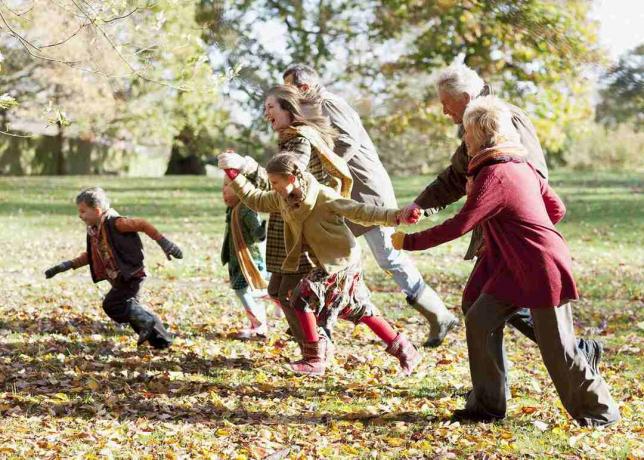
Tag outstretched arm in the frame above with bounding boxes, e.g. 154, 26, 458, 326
413, 142, 469, 210
228, 173, 281, 214
327, 196, 399, 228
115, 217, 162, 240
403, 171, 504, 251
45, 251, 88, 279
115, 217, 183, 260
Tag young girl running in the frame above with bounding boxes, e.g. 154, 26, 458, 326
221, 152, 422, 376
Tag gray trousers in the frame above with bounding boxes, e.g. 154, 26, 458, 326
464, 294, 620, 426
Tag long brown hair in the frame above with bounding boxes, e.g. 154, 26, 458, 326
265, 84, 337, 148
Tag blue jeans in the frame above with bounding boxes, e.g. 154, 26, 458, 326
363, 225, 425, 300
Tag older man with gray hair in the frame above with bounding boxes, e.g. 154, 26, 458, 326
399, 62, 602, 369
283, 63, 458, 347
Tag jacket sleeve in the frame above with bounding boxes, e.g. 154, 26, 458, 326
404, 170, 504, 251
539, 175, 566, 225
114, 217, 163, 240
71, 251, 89, 269
229, 174, 281, 214
413, 142, 469, 210
327, 195, 399, 227
241, 207, 266, 243
322, 98, 361, 162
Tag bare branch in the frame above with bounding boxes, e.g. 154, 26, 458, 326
0, 8, 82, 65
0, 129, 33, 138
39, 22, 90, 48
0, 0, 34, 18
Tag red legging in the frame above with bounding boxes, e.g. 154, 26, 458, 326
295, 310, 397, 346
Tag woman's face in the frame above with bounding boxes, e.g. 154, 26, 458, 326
264, 95, 292, 131
268, 173, 296, 198
463, 126, 480, 156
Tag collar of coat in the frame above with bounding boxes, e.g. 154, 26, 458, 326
87, 208, 119, 236
467, 141, 528, 176
277, 124, 353, 198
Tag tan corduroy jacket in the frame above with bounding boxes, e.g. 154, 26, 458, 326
229, 172, 399, 275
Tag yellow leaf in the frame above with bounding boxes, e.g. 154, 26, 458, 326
386, 437, 405, 447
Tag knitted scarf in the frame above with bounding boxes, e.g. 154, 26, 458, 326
466, 141, 528, 194
278, 124, 353, 198
230, 205, 268, 290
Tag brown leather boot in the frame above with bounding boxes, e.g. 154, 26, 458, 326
386, 333, 421, 375
289, 335, 328, 376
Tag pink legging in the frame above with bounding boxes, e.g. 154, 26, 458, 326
295, 310, 397, 345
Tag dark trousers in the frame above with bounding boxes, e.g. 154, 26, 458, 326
102, 276, 144, 323
268, 272, 306, 341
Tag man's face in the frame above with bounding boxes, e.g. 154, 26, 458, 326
268, 173, 295, 198
77, 201, 103, 226
283, 74, 309, 93
264, 95, 292, 131
439, 91, 470, 124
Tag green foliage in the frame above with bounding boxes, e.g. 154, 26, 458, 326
561, 122, 644, 171
198, 0, 607, 168
596, 44, 644, 130
0, 0, 225, 162
369, 0, 604, 156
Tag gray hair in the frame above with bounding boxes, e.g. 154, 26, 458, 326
76, 186, 110, 209
436, 63, 485, 98
282, 64, 321, 89
463, 96, 520, 150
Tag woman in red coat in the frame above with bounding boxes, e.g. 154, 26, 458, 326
392, 96, 619, 426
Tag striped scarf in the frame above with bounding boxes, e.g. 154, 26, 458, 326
230, 205, 268, 290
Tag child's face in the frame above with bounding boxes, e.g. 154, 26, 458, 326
222, 183, 240, 207
268, 173, 296, 198
77, 201, 103, 226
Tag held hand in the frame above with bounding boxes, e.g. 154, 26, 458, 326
406, 207, 422, 224
44, 261, 73, 279
391, 231, 406, 251
157, 237, 183, 260
400, 203, 422, 223
217, 151, 245, 170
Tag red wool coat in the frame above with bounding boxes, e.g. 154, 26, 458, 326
403, 161, 579, 309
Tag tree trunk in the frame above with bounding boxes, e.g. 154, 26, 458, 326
165, 145, 206, 175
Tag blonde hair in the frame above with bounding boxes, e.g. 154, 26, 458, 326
463, 96, 520, 150
265, 84, 337, 148
436, 63, 485, 98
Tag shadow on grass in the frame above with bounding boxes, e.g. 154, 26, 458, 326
0, 335, 451, 425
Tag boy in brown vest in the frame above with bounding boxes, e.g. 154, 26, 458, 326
44, 187, 181, 349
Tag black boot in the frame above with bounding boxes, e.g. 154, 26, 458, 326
128, 304, 173, 349
508, 308, 602, 373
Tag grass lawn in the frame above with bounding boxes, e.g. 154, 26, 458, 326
0, 170, 642, 459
